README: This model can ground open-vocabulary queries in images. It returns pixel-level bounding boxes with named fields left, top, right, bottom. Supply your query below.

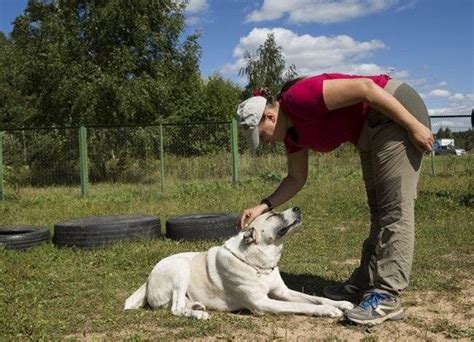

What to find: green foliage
left=0, top=32, right=34, bottom=127
left=0, top=0, right=242, bottom=129
left=436, top=127, right=453, bottom=139
left=200, top=75, right=242, bottom=121
left=435, top=127, right=473, bottom=150
left=0, top=1, right=246, bottom=172
left=165, top=75, right=242, bottom=155
left=452, top=129, right=474, bottom=151
left=239, top=33, right=297, bottom=97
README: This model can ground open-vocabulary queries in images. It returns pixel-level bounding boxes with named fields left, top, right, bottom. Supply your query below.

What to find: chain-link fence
left=0, top=121, right=239, bottom=200
left=428, top=114, right=473, bottom=175
left=0, top=114, right=472, bottom=200
left=430, top=115, right=472, bottom=149
left=1, top=128, right=80, bottom=189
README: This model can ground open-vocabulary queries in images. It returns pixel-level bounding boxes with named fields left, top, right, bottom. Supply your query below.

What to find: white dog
left=124, top=207, right=353, bottom=319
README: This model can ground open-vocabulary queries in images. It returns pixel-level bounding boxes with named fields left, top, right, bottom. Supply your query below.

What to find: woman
left=236, top=73, right=433, bottom=325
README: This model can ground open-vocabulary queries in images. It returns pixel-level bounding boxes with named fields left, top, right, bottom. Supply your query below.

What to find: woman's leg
left=368, top=83, right=427, bottom=295
left=346, top=82, right=429, bottom=324
left=346, top=146, right=379, bottom=291
left=368, top=124, right=421, bottom=295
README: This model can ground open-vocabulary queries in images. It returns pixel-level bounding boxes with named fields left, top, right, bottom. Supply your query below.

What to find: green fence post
left=231, top=118, right=239, bottom=184
left=79, top=126, right=89, bottom=197
left=429, top=116, right=435, bottom=176
left=159, top=124, right=165, bottom=192
left=0, top=131, right=4, bottom=201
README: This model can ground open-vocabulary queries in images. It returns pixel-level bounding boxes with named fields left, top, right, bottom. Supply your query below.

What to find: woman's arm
left=266, top=148, right=309, bottom=208
left=323, top=78, right=434, bottom=152
left=239, top=148, right=308, bottom=229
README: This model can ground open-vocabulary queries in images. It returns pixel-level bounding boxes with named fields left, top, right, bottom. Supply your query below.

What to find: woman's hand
left=407, top=121, right=434, bottom=153
left=238, top=204, right=268, bottom=231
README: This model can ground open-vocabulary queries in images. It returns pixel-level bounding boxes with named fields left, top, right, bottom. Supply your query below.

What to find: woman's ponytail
left=252, top=87, right=275, bottom=106
left=277, top=76, right=307, bottom=100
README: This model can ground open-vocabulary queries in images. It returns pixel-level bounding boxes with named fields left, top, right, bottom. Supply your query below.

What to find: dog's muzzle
left=277, top=207, right=301, bottom=237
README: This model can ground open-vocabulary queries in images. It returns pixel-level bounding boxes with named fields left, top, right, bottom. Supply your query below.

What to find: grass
left=0, top=151, right=473, bottom=340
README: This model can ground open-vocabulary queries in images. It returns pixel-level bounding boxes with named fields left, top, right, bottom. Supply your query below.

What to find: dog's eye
left=277, top=226, right=290, bottom=237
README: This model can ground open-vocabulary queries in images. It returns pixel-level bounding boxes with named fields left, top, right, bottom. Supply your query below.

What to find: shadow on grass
left=280, top=272, right=341, bottom=296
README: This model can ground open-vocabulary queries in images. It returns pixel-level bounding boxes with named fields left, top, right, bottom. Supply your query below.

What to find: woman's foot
left=345, top=292, right=404, bottom=325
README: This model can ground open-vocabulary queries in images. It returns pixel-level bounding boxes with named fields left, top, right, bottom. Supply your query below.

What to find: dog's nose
left=293, top=207, right=300, bottom=213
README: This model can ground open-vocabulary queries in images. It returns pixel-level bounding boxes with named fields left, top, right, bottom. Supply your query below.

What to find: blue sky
left=1, top=0, right=473, bottom=131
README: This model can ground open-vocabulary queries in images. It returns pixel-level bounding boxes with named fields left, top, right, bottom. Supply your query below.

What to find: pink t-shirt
left=280, top=73, right=390, bottom=154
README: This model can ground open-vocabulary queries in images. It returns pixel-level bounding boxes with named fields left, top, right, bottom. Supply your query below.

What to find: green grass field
left=0, top=152, right=472, bottom=340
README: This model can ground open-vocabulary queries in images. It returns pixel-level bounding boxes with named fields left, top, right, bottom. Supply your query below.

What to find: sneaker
left=323, top=282, right=361, bottom=302
left=345, top=292, right=404, bottom=325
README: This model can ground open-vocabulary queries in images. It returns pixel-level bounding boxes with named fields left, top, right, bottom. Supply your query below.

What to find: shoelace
left=360, top=292, right=387, bottom=310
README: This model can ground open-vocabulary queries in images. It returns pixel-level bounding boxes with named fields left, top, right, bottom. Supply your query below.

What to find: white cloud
left=449, top=93, right=465, bottom=101
left=428, top=89, right=451, bottom=97
left=184, top=0, right=209, bottom=13
left=406, top=78, right=428, bottom=88
left=220, top=27, right=407, bottom=80
left=429, top=106, right=469, bottom=116
left=247, top=0, right=412, bottom=24
left=396, top=0, right=418, bottom=12
left=186, top=15, right=201, bottom=26
left=424, top=89, right=471, bottom=131
left=178, top=0, right=209, bottom=25
left=437, top=81, right=448, bottom=87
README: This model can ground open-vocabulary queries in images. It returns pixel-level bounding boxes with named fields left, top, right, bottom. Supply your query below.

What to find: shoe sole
left=323, top=289, right=359, bottom=302
left=346, top=308, right=404, bottom=326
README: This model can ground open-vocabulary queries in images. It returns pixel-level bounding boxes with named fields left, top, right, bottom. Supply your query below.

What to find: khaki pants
left=348, top=80, right=429, bottom=296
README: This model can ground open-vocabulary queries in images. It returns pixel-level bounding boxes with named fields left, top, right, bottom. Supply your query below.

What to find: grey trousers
left=348, top=80, right=429, bottom=296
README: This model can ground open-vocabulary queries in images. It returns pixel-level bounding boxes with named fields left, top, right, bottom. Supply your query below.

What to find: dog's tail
left=124, top=282, right=147, bottom=310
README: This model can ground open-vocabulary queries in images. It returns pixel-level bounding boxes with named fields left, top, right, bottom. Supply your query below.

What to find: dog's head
left=243, top=207, right=302, bottom=246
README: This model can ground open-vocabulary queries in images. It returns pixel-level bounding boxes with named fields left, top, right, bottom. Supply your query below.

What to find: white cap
left=236, top=96, right=267, bottom=151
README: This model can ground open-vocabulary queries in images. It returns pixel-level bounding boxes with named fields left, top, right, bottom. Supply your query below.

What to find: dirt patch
left=332, top=258, right=360, bottom=267
left=66, top=283, right=473, bottom=341
left=440, top=252, right=474, bottom=263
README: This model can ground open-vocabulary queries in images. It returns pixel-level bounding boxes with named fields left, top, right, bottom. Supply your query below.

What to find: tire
left=0, top=226, right=50, bottom=250
left=165, top=213, right=238, bottom=241
left=53, top=215, right=161, bottom=249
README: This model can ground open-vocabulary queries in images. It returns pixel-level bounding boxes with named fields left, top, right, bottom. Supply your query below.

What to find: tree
left=436, top=127, right=453, bottom=139
left=6, top=0, right=202, bottom=127
left=239, top=33, right=297, bottom=98
left=200, top=74, right=242, bottom=121
left=167, top=74, right=243, bottom=155
left=0, top=32, right=34, bottom=127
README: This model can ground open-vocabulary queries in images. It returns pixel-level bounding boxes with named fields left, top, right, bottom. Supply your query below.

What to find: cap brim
left=246, top=127, right=260, bottom=153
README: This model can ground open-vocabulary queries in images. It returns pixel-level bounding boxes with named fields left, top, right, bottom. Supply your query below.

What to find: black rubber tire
left=0, top=226, right=50, bottom=250
left=165, top=213, right=238, bottom=241
left=53, top=215, right=161, bottom=249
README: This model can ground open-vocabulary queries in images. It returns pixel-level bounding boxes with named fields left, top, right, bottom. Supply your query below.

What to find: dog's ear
left=243, top=227, right=260, bottom=245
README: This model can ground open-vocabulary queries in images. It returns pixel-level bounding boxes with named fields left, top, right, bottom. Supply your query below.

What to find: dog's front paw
left=335, top=300, right=354, bottom=311
left=318, top=305, right=343, bottom=318
left=195, top=311, right=209, bottom=320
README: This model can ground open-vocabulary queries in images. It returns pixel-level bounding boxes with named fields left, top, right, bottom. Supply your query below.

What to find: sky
left=1, top=0, right=473, bottom=132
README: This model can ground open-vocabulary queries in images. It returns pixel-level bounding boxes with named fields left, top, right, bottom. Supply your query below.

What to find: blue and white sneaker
left=345, top=292, right=404, bottom=325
